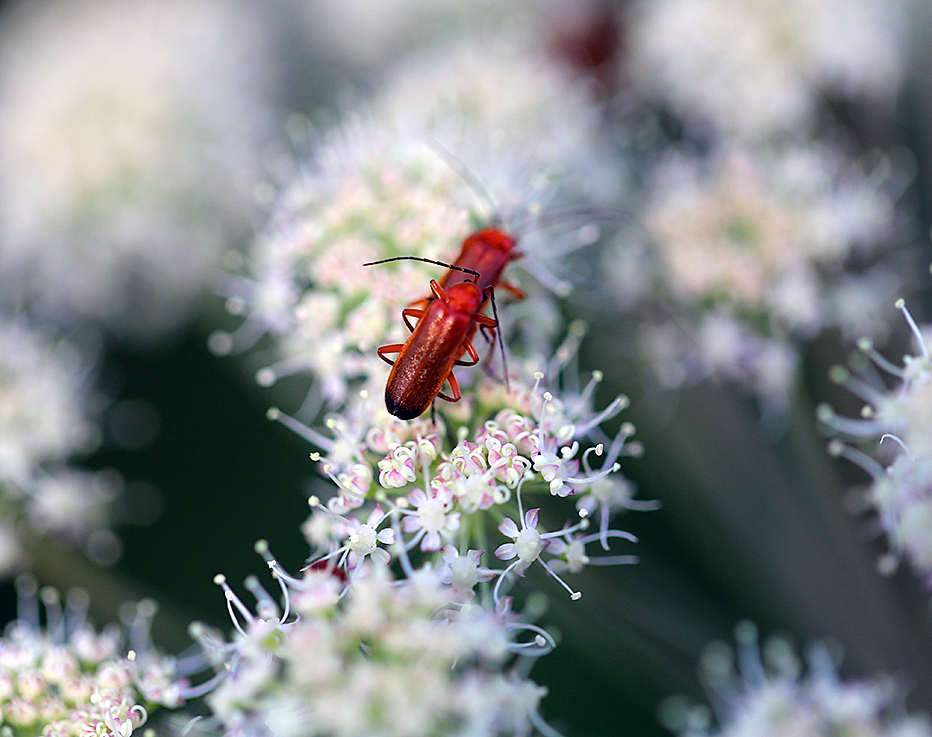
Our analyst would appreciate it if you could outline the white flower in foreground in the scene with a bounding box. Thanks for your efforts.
[270,331,647,604]
[0,0,279,338]
[820,299,932,587]
[197,558,560,737]
[0,576,183,736]
[0,318,123,573]
[627,0,909,139]
[661,621,931,737]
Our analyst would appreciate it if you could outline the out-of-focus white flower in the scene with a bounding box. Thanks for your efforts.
[197,559,557,737]
[627,0,909,139]
[0,321,94,485]
[369,33,619,207]
[0,576,183,736]
[0,0,279,339]
[661,621,931,737]
[614,143,899,399]
[644,145,893,327]
[821,300,932,588]
[214,22,622,410]
[294,0,531,69]
[0,318,123,573]
[215,125,475,407]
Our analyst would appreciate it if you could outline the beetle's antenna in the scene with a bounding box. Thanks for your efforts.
[364,256,481,282]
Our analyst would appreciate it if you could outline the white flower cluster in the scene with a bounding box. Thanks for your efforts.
[626,144,899,398]
[820,299,932,587]
[194,348,645,734]
[269,339,647,602]
[197,563,554,737]
[606,0,912,403]
[214,23,615,410]
[662,622,931,737]
[627,0,909,140]
[0,0,279,339]
[0,576,181,737]
[198,7,644,735]
[0,319,120,575]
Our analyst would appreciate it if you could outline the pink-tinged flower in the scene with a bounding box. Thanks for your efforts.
[438,547,496,601]
[480,409,539,456]
[271,336,644,605]
[485,436,532,487]
[447,440,489,476]
[546,529,639,575]
[532,439,580,497]
[377,445,418,488]
[299,500,400,582]
[545,533,588,574]
[576,472,658,550]
[343,505,396,567]
[335,463,372,508]
[401,488,461,552]
[445,469,507,513]
[496,508,545,575]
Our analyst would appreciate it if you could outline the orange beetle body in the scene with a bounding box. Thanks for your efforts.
[378,279,497,420]
[407,226,524,354]
[368,225,525,420]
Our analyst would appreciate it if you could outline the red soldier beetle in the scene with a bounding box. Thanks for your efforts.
[363,259,507,420]
[365,144,622,420]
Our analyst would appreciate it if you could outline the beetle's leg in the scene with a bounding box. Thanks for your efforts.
[453,336,482,367]
[376,344,404,366]
[436,372,461,403]
[401,308,426,333]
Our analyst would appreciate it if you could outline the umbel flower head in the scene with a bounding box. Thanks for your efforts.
[0,0,278,339]
[627,0,909,139]
[195,556,560,737]
[270,328,649,604]
[0,574,183,737]
[213,28,615,411]
[660,621,931,737]
[0,318,121,575]
[819,298,932,587]
[213,125,479,407]
[612,142,900,400]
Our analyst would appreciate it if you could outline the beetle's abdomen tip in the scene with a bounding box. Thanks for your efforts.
[386,393,423,421]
